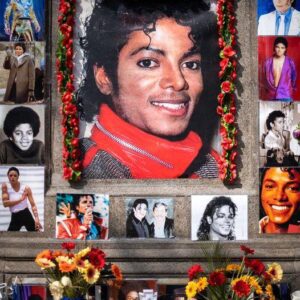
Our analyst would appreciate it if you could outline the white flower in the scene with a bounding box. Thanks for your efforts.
[49,280,64,300]
[61,276,72,287]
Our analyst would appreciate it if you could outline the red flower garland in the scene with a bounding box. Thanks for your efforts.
[217,0,238,183]
[58,0,238,183]
[57,0,81,181]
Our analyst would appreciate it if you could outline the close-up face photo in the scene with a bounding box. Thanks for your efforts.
[274,43,287,57]
[12,123,34,150]
[76,195,94,214]
[261,168,300,225]
[208,205,235,238]
[133,203,148,220]
[103,18,203,138]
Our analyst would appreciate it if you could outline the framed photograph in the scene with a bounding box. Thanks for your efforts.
[0,0,46,42]
[259,101,300,167]
[257,0,300,36]
[56,193,109,240]
[258,36,300,101]
[259,167,300,234]
[0,165,44,232]
[0,42,45,103]
[125,197,175,239]
[0,104,45,165]
[191,195,248,241]
[71,0,222,180]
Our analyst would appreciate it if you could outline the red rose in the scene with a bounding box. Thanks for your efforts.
[223,113,235,124]
[229,106,236,115]
[208,272,226,286]
[62,242,75,251]
[217,93,225,105]
[62,92,73,103]
[64,103,77,115]
[188,264,203,280]
[221,81,232,93]
[71,138,79,147]
[223,45,236,58]
[63,166,73,180]
[240,245,254,255]
[71,149,81,159]
[230,151,237,161]
[73,126,79,136]
[70,117,79,127]
[72,161,81,171]
[221,137,234,150]
[217,106,223,115]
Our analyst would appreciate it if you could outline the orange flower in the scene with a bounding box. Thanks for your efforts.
[111,264,123,281]
[59,260,76,273]
[36,249,52,260]
[52,250,63,258]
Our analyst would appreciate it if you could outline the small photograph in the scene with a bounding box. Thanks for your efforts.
[0,0,45,42]
[257,0,300,36]
[0,104,45,165]
[0,42,45,103]
[258,36,300,101]
[56,193,109,240]
[260,167,300,234]
[125,197,175,239]
[259,101,300,167]
[108,280,157,300]
[191,195,248,241]
[0,165,44,232]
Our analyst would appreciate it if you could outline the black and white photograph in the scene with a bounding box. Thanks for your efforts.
[191,195,248,241]
[0,104,45,164]
[0,165,44,232]
[259,101,300,167]
[0,42,45,103]
[125,197,175,239]
[56,193,109,240]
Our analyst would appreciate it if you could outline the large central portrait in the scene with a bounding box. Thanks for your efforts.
[74,0,221,179]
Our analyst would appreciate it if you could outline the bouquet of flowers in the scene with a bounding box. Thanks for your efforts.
[35,243,122,300]
[186,245,282,300]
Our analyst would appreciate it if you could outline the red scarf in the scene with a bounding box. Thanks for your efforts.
[83,104,203,178]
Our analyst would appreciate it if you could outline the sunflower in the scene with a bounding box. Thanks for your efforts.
[267,263,283,283]
[58,257,76,273]
[226,264,241,272]
[83,265,100,284]
[76,247,91,258]
[196,277,208,292]
[185,281,197,299]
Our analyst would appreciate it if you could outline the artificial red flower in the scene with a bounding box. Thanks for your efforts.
[208,272,226,286]
[221,81,233,93]
[71,138,79,147]
[232,280,251,298]
[64,103,77,115]
[223,45,236,57]
[221,137,234,150]
[217,106,224,115]
[217,93,225,105]
[72,161,81,171]
[223,113,235,124]
[62,242,76,251]
[230,151,237,161]
[188,264,203,280]
[73,126,79,136]
[63,166,73,180]
[240,245,255,255]
[62,91,73,103]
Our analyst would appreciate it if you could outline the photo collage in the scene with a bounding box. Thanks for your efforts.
[0,0,45,232]
[258,0,300,234]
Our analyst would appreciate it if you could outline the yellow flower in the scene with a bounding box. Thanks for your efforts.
[56,256,76,273]
[35,258,55,269]
[267,263,283,283]
[196,277,208,292]
[83,264,100,284]
[226,264,241,272]
[265,284,275,300]
[248,276,262,295]
[76,247,91,258]
[185,281,198,299]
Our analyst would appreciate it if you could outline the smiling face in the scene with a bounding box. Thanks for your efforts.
[261,168,300,227]
[273,0,292,13]
[274,43,287,58]
[12,123,34,150]
[76,195,94,214]
[14,45,24,57]
[153,204,168,221]
[95,17,203,137]
[133,203,148,221]
[207,205,235,239]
